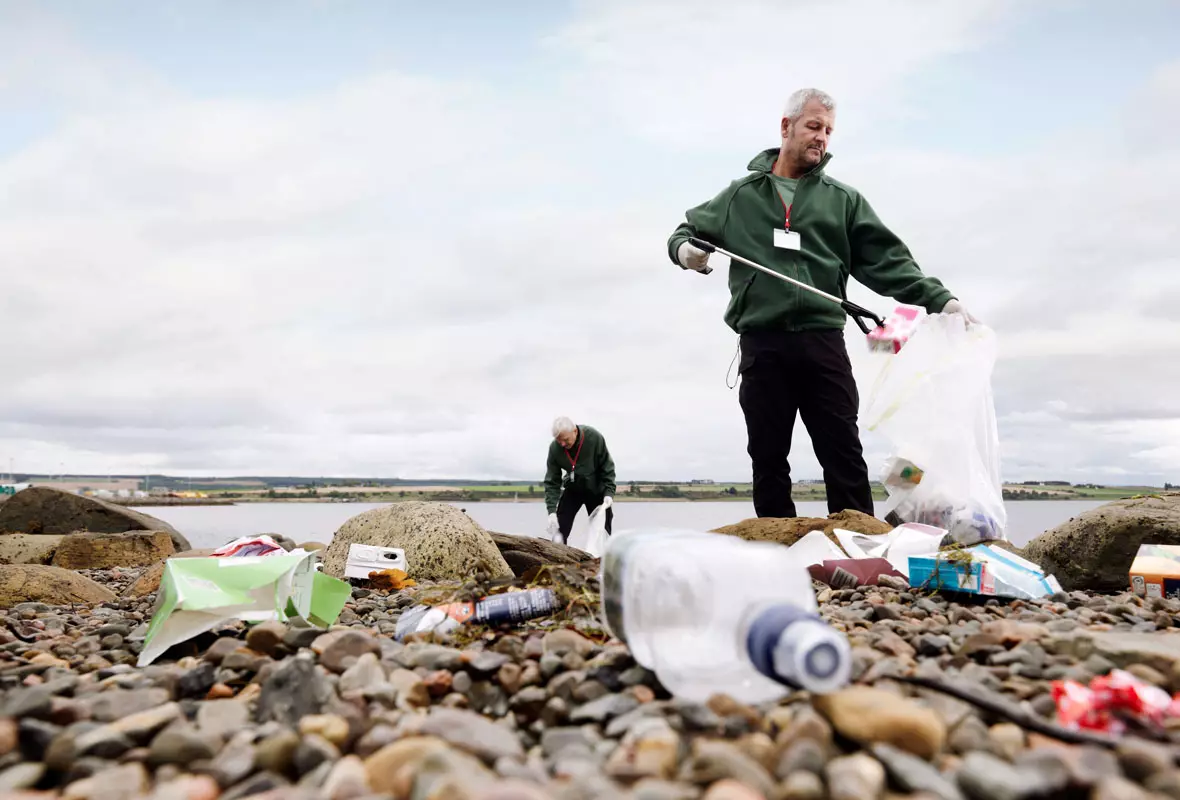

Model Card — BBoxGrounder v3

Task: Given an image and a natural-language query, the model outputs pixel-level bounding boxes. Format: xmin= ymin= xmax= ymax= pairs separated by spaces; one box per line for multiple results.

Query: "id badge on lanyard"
xmin=773 ymin=198 xmax=801 ymax=251
xmin=564 ymin=434 xmax=584 ymax=487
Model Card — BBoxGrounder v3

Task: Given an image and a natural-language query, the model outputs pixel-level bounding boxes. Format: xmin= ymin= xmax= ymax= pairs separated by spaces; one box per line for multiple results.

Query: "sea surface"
xmin=140 ymin=499 xmax=1105 ymax=552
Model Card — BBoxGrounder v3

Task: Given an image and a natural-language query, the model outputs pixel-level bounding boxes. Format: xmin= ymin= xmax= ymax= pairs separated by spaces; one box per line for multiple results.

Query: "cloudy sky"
xmin=1 ymin=0 xmax=1178 ymax=485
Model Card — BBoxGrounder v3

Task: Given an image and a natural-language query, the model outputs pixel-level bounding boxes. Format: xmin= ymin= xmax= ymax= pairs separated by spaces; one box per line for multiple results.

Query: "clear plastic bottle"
xmin=600 ymin=527 xmax=851 ymax=704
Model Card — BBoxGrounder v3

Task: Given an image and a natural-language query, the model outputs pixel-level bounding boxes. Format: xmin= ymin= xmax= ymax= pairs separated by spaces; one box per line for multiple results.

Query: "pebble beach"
xmin=3 ymin=561 xmax=1180 ymax=800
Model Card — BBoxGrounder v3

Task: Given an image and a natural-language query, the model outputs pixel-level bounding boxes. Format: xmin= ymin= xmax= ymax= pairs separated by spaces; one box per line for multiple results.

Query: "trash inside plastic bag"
xmin=137 ymin=549 xmax=350 ymax=667
xmin=394 ymin=587 xmax=560 ymax=641
xmin=212 ymin=535 xmax=288 ymax=558
xmin=582 ymin=505 xmax=609 ymax=559
xmin=863 ymin=313 xmax=1007 ymax=546
xmin=908 ymin=544 xmax=1062 ymax=600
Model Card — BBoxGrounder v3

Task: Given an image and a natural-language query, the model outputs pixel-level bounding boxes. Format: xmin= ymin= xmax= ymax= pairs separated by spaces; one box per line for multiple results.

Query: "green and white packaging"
xmin=137 ymin=550 xmax=350 ymax=667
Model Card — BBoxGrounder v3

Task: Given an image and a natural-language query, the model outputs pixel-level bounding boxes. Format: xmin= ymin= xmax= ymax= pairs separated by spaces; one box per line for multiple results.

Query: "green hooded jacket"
xmin=667 ymin=148 xmax=955 ymax=333
xmin=543 ymin=425 xmax=616 ymax=513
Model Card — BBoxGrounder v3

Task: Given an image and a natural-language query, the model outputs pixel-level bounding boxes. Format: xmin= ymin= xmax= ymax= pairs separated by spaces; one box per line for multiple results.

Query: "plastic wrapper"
xmin=211 ymin=535 xmax=288 ymax=558
xmin=866 ymin=304 xmax=922 ymax=354
xmin=1053 ymin=669 xmax=1180 ymax=734
xmin=863 ymin=313 xmax=1007 ymax=546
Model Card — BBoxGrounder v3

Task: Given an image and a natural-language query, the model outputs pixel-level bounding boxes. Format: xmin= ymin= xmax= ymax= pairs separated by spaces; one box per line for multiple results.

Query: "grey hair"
xmin=552 ymin=416 xmax=576 ymax=437
xmin=784 ymin=88 xmax=836 ymax=121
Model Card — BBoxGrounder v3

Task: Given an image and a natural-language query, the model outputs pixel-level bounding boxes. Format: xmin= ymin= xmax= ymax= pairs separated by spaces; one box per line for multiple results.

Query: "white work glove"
xmin=546 ymin=513 xmax=561 ymax=544
xmin=677 ymin=241 xmax=712 ymax=274
xmin=601 ymin=496 xmax=613 ymax=510
xmin=941 ymin=298 xmax=980 ymax=325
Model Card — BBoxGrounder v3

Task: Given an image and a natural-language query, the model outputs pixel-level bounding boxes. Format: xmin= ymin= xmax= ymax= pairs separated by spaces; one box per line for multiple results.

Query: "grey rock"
xmin=465 ymin=650 xmax=511 ymax=674
xmin=75 ymin=728 xmax=134 ymax=758
xmin=827 ymin=752 xmax=887 ymax=800
xmin=776 ymin=738 xmax=829 ymax=779
xmin=256 ymin=656 xmax=332 ymax=725
xmin=176 ymin=662 xmax=217 ymax=698
xmin=196 ymin=699 xmax=250 ymax=741
xmin=872 ymin=743 xmax=964 ymax=800
xmin=255 ymin=729 xmax=302 ymax=775
xmin=678 ymin=739 xmax=775 ymax=798
xmin=202 ymin=731 xmax=257 ymax=788
xmin=18 ymin=718 xmax=60 ymax=759
xmin=570 ymin=692 xmax=639 ymax=724
xmin=338 ymin=652 xmax=385 ymax=695
xmin=399 ymin=643 xmax=463 ymax=671
xmin=418 ymin=707 xmax=525 ymax=763
xmin=957 ymin=751 xmax=1068 ymax=800
xmin=670 ymin=700 xmax=723 ymax=732
xmin=1 ymin=686 xmax=53 ymax=719
xmin=293 ymin=734 xmax=341 ymax=777
xmin=540 ymin=652 xmax=565 ymax=679
xmin=604 ymin=702 xmax=667 ymax=739
xmin=0 ymin=762 xmax=47 ymax=791
xmin=149 ymin=724 xmax=218 ymax=765
xmin=542 ymin=726 xmax=600 ymax=759
xmin=1116 ymin=738 xmax=1174 ymax=781
xmin=83 ymin=687 xmax=171 ymax=722
xmin=917 ymin=634 xmax=953 ymax=657
xmin=221 ymin=771 xmax=291 ymax=800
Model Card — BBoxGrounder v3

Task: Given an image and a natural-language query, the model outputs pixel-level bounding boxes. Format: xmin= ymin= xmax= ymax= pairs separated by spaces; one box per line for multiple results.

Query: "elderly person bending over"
xmin=543 ymin=417 xmax=616 ymax=545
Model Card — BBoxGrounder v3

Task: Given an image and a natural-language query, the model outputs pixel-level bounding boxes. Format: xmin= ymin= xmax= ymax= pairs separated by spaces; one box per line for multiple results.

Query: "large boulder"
xmin=122 ymin=548 xmax=218 ymax=598
xmin=1024 ymin=493 xmax=1180 ymax=591
xmin=710 ymin=509 xmax=893 ymax=548
xmin=323 ymin=502 xmax=513 ymax=582
xmin=0 ymin=564 xmax=116 ymax=606
xmin=489 ymin=531 xmax=595 ymax=577
xmin=51 ymin=531 xmax=175 ymax=571
xmin=0 ymin=534 xmax=65 ymax=565
xmin=0 ymin=487 xmax=191 ymax=551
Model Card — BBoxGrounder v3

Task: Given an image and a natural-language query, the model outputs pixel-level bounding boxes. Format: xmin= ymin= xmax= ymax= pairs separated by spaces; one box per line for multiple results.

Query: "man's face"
xmin=782 ymin=99 xmax=835 ymax=170
xmin=556 ymin=429 xmax=577 ymax=449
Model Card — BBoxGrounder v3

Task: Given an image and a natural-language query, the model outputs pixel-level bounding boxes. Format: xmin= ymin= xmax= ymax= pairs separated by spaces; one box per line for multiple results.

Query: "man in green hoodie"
xmin=667 ymin=88 xmax=976 ymax=520
xmin=543 ymin=416 xmax=616 ymax=545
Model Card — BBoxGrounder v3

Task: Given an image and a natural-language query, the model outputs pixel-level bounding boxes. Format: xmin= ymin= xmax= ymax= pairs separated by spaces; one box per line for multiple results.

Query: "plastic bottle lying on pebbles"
xmin=600 ymin=528 xmax=853 ymax=704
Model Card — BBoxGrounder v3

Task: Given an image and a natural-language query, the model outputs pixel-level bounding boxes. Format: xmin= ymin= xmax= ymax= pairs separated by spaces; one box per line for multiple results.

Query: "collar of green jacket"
xmin=746 ymin=147 xmax=833 ymax=177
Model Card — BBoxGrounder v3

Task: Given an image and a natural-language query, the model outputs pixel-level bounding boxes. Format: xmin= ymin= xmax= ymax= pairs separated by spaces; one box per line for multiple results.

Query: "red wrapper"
xmin=1052 ymin=669 xmax=1178 ymax=734
xmin=867 ymin=305 xmax=922 ymax=354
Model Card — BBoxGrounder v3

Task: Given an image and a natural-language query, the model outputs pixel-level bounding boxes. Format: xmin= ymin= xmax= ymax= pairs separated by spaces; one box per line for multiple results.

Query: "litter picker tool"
xmin=689 ymin=237 xmax=886 ymax=336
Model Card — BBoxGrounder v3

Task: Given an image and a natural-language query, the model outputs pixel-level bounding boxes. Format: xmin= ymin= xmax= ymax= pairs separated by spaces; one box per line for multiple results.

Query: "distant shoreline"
xmin=122 ymin=493 xmax=1132 ymax=509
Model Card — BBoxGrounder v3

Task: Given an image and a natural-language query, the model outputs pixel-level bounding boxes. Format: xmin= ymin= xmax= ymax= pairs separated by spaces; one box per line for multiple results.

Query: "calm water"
xmin=140 ymin=499 xmax=1106 ymax=552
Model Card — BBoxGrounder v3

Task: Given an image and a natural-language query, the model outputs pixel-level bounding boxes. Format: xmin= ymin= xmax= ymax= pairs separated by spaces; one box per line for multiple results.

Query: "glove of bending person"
xmin=546 ymin=513 xmax=561 ymax=544
xmin=677 ymin=241 xmax=712 ymax=273
xmin=601 ymin=496 xmax=613 ymax=510
xmin=941 ymin=298 xmax=980 ymax=325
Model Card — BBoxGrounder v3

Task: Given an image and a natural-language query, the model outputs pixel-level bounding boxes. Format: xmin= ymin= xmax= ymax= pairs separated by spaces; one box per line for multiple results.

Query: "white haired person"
xmin=667 ymin=88 xmax=977 ymax=521
xmin=543 ymin=417 xmax=617 ymax=545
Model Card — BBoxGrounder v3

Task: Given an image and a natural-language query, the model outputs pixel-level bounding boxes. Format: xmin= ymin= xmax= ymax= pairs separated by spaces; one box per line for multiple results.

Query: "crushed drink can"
xmin=394 ymin=587 xmax=560 ymax=641
xmin=867 ymin=305 xmax=922 ymax=354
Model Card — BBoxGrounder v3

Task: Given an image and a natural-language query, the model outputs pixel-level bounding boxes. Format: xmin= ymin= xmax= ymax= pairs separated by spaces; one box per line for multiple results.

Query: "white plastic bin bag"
xmin=862 ymin=313 xmax=1007 ymax=545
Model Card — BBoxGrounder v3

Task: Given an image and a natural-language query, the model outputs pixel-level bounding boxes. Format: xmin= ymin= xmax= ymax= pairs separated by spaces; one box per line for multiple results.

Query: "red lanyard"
xmin=780 ymin=194 xmax=793 ymax=232
xmin=565 ymin=432 xmax=584 ymax=470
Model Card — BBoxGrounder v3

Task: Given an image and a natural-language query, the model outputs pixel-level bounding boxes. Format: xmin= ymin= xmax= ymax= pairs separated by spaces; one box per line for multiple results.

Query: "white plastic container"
xmin=600 ymin=528 xmax=851 ymax=704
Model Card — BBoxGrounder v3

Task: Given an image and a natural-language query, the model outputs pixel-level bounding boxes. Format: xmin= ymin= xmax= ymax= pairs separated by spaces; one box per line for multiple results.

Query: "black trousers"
xmin=737 ymin=329 xmax=874 ymax=519
xmin=556 ymin=484 xmax=612 ymax=545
